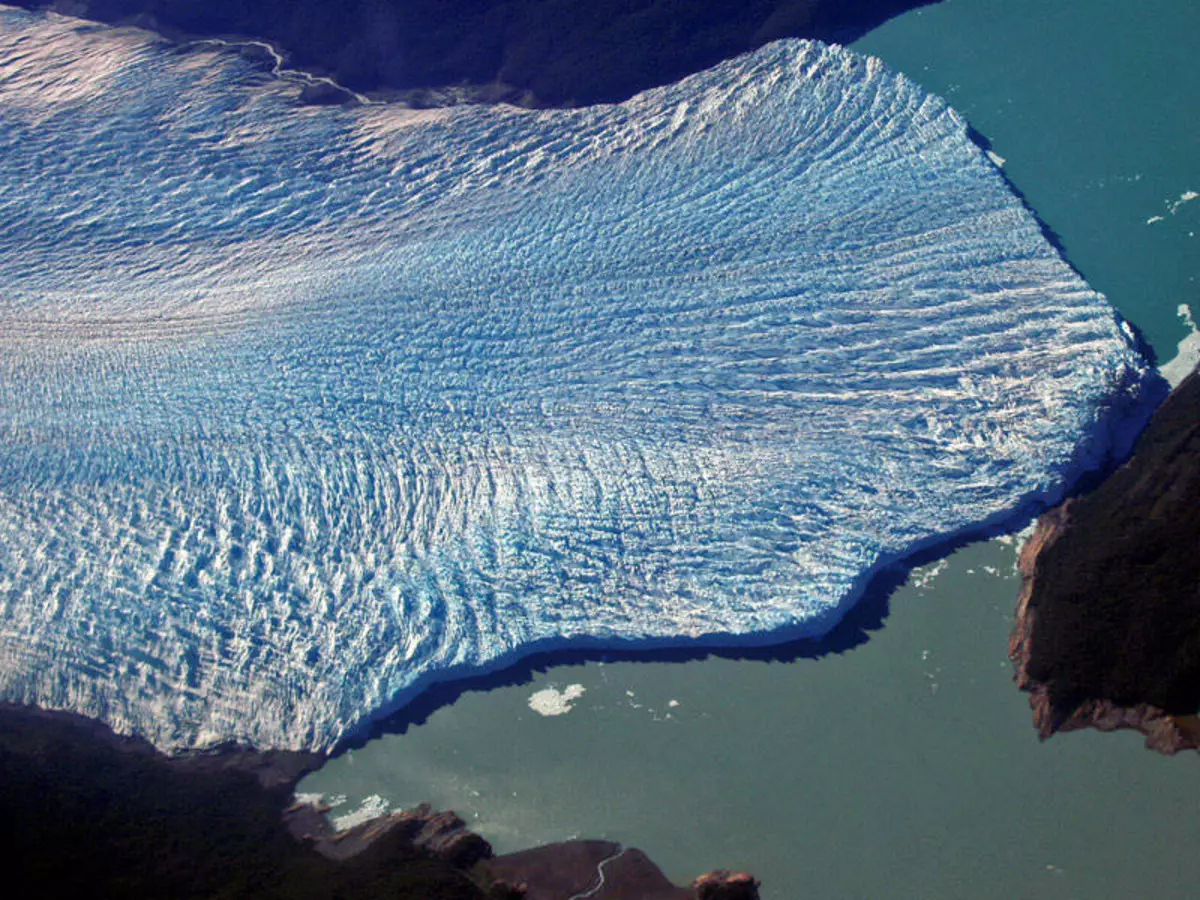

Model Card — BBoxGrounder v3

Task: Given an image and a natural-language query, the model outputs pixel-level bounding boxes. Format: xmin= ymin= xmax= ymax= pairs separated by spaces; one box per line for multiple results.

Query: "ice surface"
xmin=0 ymin=8 xmax=1150 ymax=751
xmin=528 ymin=684 xmax=587 ymax=717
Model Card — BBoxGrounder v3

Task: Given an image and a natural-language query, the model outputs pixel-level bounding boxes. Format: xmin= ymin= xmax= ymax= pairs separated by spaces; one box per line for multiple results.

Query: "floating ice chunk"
xmin=909 ymin=559 xmax=949 ymax=590
xmin=1169 ymin=190 xmax=1199 ymax=214
xmin=528 ymin=684 xmax=587 ymax=716
xmin=1161 ymin=304 xmax=1200 ymax=387
xmin=1179 ymin=304 xmax=1197 ymax=331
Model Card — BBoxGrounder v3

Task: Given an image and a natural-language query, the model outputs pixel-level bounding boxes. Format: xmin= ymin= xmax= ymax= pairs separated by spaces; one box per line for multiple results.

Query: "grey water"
xmin=301 ymin=540 xmax=1200 ymax=898
xmin=301 ymin=1 xmax=1200 ymax=897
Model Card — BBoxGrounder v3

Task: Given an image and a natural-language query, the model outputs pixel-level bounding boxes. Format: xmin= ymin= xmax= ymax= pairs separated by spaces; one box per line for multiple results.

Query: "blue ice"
xmin=0 ymin=8 xmax=1149 ymax=751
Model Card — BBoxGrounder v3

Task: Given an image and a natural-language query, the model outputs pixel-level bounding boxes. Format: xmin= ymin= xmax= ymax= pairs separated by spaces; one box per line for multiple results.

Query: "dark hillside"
xmin=19 ymin=1 xmax=936 ymax=105
xmin=1023 ymin=369 xmax=1200 ymax=721
xmin=0 ymin=706 xmax=485 ymax=900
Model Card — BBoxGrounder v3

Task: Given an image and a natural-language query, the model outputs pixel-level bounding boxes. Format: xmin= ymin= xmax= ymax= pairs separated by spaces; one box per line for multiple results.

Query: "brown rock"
xmin=1008 ymin=370 xmax=1200 ymax=755
xmin=693 ymin=869 xmax=761 ymax=900
xmin=286 ymin=799 xmax=494 ymax=866
xmin=483 ymin=840 xmax=692 ymax=900
xmin=485 ymin=881 xmax=528 ymax=900
xmin=434 ymin=828 xmax=495 ymax=868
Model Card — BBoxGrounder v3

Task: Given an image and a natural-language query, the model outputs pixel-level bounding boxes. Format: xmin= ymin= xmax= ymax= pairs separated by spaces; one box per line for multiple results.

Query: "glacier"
xmin=0 ymin=7 xmax=1150 ymax=752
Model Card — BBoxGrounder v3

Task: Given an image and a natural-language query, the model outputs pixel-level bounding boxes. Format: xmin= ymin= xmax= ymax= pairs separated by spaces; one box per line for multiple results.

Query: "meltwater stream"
xmin=0 ymin=7 xmax=1151 ymax=752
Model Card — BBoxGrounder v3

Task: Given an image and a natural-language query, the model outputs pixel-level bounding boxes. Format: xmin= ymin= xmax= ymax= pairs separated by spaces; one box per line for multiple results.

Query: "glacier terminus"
xmin=0 ymin=8 xmax=1151 ymax=752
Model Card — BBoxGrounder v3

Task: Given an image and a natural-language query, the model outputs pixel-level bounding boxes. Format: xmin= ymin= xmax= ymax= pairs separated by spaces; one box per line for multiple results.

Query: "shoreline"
xmin=1009 ymin=368 xmax=1200 ymax=756
xmin=0 ymin=702 xmax=758 ymax=899
xmin=1009 ymin=506 xmax=1200 ymax=754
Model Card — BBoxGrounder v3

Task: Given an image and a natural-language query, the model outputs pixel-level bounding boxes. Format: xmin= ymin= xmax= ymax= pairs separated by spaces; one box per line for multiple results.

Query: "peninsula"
xmin=1011 ymin=367 xmax=1200 ymax=753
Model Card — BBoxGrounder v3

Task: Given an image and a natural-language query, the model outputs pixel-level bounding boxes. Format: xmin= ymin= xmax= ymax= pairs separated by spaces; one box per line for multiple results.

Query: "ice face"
xmin=0 ymin=8 xmax=1149 ymax=752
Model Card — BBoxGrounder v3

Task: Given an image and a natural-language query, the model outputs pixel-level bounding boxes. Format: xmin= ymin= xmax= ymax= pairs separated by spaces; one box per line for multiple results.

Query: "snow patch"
xmin=1161 ymin=304 xmax=1200 ymax=387
xmin=332 ymin=794 xmax=391 ymax=831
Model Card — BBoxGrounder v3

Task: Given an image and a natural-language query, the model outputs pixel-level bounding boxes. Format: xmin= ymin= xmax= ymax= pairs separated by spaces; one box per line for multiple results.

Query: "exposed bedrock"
xmin=0 ymin=703 xmax=483 ymax=899
xmin=286 ymin=800 xmax=495 ymax=868
xmin=21 ymin=0 xmax=938 ymax=107
xmin=694 ymin=869 xmax=764 ymax=900
xmin=1010 ymin=367 xmax=1200 ymax=754
xmin=1 ymin=703 xmax=757 ymax=899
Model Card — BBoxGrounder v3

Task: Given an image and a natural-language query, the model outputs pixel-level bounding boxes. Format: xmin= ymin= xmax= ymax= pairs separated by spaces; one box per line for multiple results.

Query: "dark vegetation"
xmin=0 ymin=706 xmax=485 ymax=900
xmin=1027 ymin=370 xmax=1200 ymax=717
xmin=19 ymin=0 xmax=935 ymax=106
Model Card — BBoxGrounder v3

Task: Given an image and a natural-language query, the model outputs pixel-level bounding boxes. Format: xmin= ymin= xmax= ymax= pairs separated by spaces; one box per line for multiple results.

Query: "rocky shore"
xmin=1010 ymin=368 xmax=1200 ymax=755
xmin=0 ymin=703 xmax=759 ymax=899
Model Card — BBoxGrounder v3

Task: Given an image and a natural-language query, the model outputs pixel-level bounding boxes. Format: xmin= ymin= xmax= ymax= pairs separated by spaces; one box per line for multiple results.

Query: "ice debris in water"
xmin=0 ymin=8 xmax=1150 ymax=752
xmin=332 ymin=795 xmax=392 ymax=831
xmin=528 ymin=684 xmax=587 ymax=717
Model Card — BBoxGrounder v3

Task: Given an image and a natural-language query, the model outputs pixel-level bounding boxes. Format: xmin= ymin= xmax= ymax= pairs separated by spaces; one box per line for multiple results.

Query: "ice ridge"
xmin=0 ymin=8 xmax=1150 ymax=751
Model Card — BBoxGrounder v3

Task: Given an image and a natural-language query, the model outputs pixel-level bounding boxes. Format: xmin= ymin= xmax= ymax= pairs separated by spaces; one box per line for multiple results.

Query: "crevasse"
xmin=0 ymin=7 xmax=1150 ymax=751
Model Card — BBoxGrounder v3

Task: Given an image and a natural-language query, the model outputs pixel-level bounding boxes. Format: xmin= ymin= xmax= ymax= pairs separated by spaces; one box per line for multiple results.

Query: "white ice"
xmin=0 ymin=8 xmax=1151 ymax=752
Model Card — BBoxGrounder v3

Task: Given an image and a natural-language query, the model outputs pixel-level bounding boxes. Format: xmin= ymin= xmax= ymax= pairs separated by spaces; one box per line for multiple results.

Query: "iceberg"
xmin=0 ymin=8 xmax=1149 ymax=751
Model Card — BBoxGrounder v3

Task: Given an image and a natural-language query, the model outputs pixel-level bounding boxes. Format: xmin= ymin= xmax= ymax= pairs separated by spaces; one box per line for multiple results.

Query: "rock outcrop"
xmin=693 ymin=869 xmax=763 ymax=900
xmin=0 ymin=704 xmax=485 ymax=899
xmin=287 ymin=800 xmax=493 ymax=868
xmin=481 ymin=840 xmax=757 ymax=900
xmin=1010 ymin=368 xmax=1200 ymax=754
xmin=2 ymin=703 xmax=760 ymax=897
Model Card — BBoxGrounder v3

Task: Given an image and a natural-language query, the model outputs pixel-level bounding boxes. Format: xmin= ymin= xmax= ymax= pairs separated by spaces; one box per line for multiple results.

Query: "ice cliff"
xmin=0 ymin=8 xmax=1149 ymax=750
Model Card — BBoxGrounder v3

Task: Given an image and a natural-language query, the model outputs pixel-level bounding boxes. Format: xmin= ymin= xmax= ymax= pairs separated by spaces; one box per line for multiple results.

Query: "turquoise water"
xmin=856 ymin=0 xmax=1199 ymax=359
xmin=300 ymin=540 xmax=1200 ymax=898
xmin=298 ymin=1 xmax=1200 ymax=896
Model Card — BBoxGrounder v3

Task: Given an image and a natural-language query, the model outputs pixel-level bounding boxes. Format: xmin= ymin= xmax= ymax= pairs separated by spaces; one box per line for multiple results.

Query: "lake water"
xmin=857 ymin=0 xmax=1199 ymax=359
xmin=301 ymin=540 xmax=1200 ymax=898
xmin=300 ymin=2 xmax=1199 ymax=897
